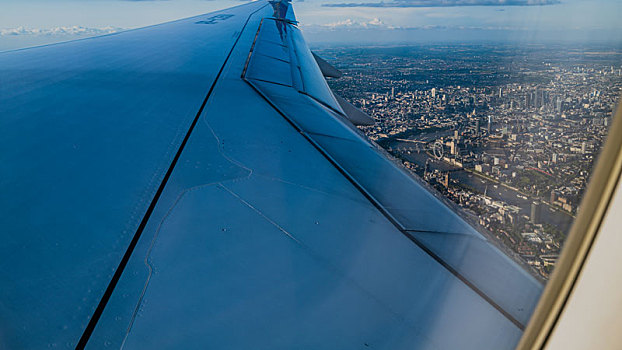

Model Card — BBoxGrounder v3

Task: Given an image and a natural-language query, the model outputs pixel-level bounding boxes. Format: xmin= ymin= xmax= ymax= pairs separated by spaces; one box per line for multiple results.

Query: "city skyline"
xmin=321 ymin=43 xmax=620 ymax=278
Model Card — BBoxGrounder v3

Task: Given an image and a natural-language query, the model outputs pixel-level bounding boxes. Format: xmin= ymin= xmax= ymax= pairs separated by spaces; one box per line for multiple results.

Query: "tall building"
xmin=449 ymin=141 xmax=456 ymax=155
xmin=531 ymin=202 xmax=542 ymax=224
xmin=441 ymin=173 xmax=450 ymax=188
xmin=431 ymin=88 xmax=436 ymax=98
xmin=487 ymin=115 xmax=492 ymax=134
xmin=424 ymin=159 xmax=430 ymax=179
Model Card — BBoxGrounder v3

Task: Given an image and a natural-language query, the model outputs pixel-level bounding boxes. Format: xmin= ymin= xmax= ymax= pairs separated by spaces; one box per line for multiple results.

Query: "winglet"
xmin=312 ymin=52 xmax=343 ymax=78
xmin=334 ymin=94 xmax=375 ymax=126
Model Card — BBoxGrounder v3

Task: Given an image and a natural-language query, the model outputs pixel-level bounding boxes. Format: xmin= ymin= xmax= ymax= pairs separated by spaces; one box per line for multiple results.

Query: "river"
xmin=391 ymin=141 xmax=574 ymax=234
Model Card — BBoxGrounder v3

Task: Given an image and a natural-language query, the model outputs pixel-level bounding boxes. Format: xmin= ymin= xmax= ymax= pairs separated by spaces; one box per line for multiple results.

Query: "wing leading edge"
xmin=0 ymin=1 xmax=542 ymax=349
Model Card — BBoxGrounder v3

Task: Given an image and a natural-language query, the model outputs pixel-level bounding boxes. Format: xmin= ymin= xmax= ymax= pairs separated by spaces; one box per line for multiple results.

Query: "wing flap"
xmin=334 ymin=92 xmax=376 ymax=125
xmin=312 ymin=51 xmax=343 ymax=78
xmin=243 ymin=0 xmax=542 ymax=329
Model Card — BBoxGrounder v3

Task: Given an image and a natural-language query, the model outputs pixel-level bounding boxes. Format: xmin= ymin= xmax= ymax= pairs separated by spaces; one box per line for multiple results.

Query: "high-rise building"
xmin=441 ymin=173 xmax=450 ymax=188
xmin=423 ymin=159 xmax=430 ymax=179
xmin=550 ymin=190 xmax=558 ymax=203
xmin=531 ymin=202 xmax=542 ymax=224
xmin=541 ymin=90 xmax=549 ymax=108
xmin=431 ymin=88 xmax=436 ymax=98
xmin=449 ymin=141 xmax=456 ymax=155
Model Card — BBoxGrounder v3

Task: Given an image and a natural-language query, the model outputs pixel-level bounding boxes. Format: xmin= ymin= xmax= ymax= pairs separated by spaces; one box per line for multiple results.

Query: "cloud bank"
xmin=0 ymin=26 xmax=122 ymax=37
xmin=323 ymin=0 xmax=560 ymax=8
xmin=318 ymin=17 xmax=386 ymax=29
xmin=302 ymin=19 xmax=529 ymax=31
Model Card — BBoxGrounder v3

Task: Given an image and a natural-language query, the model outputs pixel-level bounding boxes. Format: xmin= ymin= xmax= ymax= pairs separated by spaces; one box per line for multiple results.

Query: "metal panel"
xmin=115 ymin=177 xmax=523 ymax=350
xmin=284 ymin=3 xmax=297 ymax=22
xmin=312 ymin=51 xmax=343 ymax=78
xmin=245 ymin=16 xmax=344 ymax=114
xmin=410 ymin=231 xmax=543 ymax=325
xmin=334 ymin=93 xmax=375 ymax=125
xmin=246 ymin=52 xmax=293 ymax=86
xmin=306 ymin=132 xmax=483 ymax=235
xmin=257 ymin=17 xmax=289 ymax=45
xmin=251 ymin=80 xmax=360 ymax=141
xmin=246 ymin=20 xmax=543 ymax=327
xmin=253 ymin=38 xmax=290 ymax=62
xmin=0 ymin=2 xmax=267 ymax=348
xmin=88 ymin=24 xmax=525 ymax=346
xmin=289 ymin=26 xmax=344 ymax=113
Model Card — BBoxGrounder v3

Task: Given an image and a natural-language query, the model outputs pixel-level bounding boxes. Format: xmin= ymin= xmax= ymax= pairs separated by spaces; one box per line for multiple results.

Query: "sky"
xmin=1 ymin=0 xmax=621 ymax=50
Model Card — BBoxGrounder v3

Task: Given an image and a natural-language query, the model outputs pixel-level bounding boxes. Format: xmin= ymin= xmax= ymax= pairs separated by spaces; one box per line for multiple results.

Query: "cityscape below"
xmin=320 ymin=43 xmax=621 ymax=279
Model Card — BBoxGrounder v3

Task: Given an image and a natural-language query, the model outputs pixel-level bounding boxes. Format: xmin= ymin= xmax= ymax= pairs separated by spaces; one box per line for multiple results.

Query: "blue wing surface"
xmin=0 ymin=1 xmax=542 ymax=349
xmin=0 ymin=2 xmax=267 ymax=348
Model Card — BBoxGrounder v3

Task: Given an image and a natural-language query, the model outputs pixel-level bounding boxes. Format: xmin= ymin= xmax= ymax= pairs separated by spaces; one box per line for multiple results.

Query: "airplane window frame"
xmin=517 ymin=95 xmax=622 ymax=349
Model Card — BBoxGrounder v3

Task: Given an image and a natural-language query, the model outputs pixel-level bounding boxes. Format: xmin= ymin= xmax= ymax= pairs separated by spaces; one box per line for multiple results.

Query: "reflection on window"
xmin=321 ymin=45 xmax=619 ymax=280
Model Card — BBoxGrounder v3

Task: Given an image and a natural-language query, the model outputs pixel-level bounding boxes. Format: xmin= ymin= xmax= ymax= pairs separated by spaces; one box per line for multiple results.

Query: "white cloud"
xmin=0 ymin=26 xmax=122 ymax=37
xmin=323 ymin=0 xmax=561 ymax=8
xmin=319 ymin=17 xmax=385 ymax=29
xmin=301 ymin=20 xmax=535 ymax=32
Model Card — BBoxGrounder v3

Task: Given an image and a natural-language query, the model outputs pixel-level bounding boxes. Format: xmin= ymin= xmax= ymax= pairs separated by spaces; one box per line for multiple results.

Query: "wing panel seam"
xmin=76 ymin=4 xmax=269 ymax=348
xmin=243 ymin=77 xmax=527 ymax=331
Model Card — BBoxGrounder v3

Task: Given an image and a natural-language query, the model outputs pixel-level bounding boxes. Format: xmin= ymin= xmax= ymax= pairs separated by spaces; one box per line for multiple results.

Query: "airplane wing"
xmin=0 ymin=1 xmax=542 ymax=349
